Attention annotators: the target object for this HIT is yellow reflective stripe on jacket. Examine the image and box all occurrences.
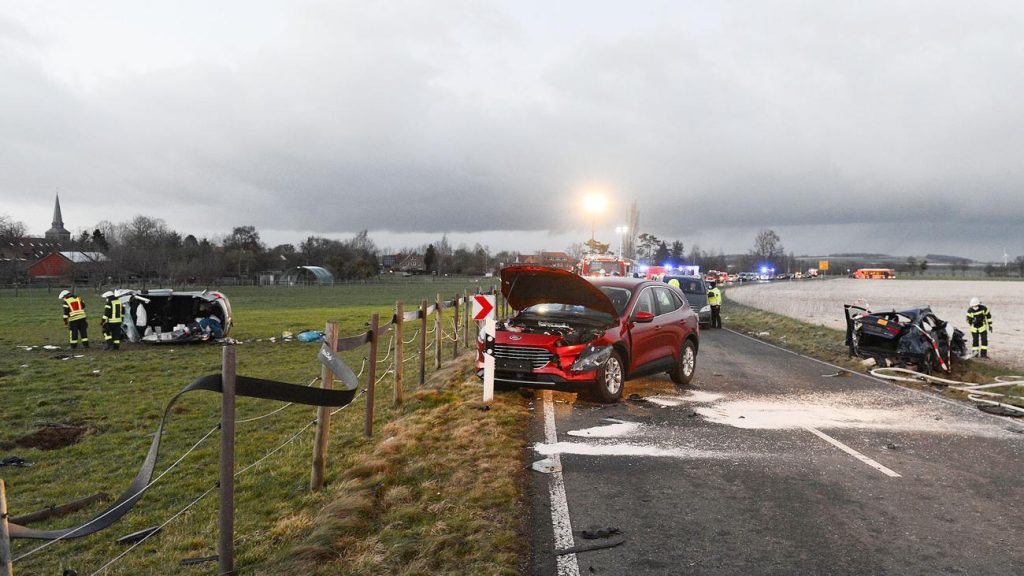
[63,296,86,321]
[104,300,124,322]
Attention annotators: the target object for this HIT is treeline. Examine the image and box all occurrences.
[1,213,521,284]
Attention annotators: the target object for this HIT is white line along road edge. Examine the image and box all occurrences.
[543,391,580,576]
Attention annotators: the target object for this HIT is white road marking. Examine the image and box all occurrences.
[802,425,902,478]
[543,391,580,576]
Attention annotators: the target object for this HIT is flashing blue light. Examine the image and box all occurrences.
[760,266,768,274]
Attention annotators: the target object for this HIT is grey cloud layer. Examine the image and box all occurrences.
[1,1,1022,257]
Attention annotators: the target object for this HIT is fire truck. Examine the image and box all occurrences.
[578,254,632,277]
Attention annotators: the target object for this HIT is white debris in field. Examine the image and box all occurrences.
[567,419,641,438]
[728,278,1024,370]
[43,345,60,350]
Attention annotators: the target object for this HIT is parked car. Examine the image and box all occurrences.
[737,272,759,283]
[664,275,711,327]
[844,304,968,374]
[476,266,700,402]
[115,288,233,344]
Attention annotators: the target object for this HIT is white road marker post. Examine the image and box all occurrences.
[483,318,496,402]
[472,294,498,402]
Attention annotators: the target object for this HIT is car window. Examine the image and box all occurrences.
[653,287,681,315]
[599,286,632,316]
[633,288,654,317]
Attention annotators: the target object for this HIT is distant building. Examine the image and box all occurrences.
[28,251,108,280]
[515,251,573,271]
[44,194,72,242]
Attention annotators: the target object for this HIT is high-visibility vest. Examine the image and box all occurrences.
[708,287,723,306]
[104,299,124,323]
[966,305,991,333]
[63,296,87,321]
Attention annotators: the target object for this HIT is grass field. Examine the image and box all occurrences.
[0,278,527,575]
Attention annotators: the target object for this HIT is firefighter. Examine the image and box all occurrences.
[707,281,723,329]
[966,297,993,358]
[101,290,125,350]
[59,289,89,348]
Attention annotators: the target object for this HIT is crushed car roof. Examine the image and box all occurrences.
[501,265,619,318]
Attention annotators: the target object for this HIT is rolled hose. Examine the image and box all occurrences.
[870,367,1024,416]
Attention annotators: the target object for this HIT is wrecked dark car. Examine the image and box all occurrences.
[475,265,700,402]
[844,304,968,374]
[115,289,233,344]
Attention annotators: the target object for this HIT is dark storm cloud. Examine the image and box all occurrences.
[1,1,1023,258]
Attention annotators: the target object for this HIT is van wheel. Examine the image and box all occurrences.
[670,340,697,386]
[592,351,625,403]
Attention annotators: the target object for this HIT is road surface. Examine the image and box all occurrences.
[525,328,1024,575]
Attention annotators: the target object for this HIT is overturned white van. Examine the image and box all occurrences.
[114,289,233,344]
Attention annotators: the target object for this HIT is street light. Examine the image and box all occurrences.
[582,193,608,242]
[615,225,629,258]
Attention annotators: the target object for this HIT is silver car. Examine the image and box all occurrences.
[663,275,711,327]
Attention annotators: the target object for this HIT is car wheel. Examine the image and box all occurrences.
[592,350,625,403]
[670,340,697,386]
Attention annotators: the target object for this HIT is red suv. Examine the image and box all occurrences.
[476,265,700,402]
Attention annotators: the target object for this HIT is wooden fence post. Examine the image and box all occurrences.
[419,300,427,386]
[219,346,237,576]
[394,302,404,406]
[311,320,339,492]
[1,479,12,576]
[463,289,470,349]
[365,313,379,437]
[434,294,443,370]
[452,294,459,359]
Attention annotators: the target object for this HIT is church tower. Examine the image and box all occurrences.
[44,194,72,242]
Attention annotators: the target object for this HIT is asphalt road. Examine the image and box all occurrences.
[525,328,1024,576]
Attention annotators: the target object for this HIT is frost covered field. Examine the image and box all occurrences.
[727,278,1024,370]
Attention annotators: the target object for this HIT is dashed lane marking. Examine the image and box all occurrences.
[802,425,902,478]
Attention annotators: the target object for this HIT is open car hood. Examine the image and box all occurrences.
[501,265,619,319]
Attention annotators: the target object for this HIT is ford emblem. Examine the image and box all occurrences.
[509,335,522,341]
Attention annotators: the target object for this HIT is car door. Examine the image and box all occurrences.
[651,286,686,358]
[627,287,662,369]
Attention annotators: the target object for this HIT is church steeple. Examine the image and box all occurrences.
[45,194,72,242]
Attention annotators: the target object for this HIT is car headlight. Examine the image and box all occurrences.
[700,305,711,313]
[570,345,613,373]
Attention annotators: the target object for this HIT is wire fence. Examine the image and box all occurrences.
[3,287,501,575]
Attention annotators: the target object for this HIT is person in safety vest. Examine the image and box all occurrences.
[966,297,993,358]
[59,289,89,348]
[101,290,125,350]
[707,281,723,329]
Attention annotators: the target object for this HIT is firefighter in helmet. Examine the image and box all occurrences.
[101,290,125,350]
[966,297,993,358]
[59,289,89,348]
[707,281,723,329]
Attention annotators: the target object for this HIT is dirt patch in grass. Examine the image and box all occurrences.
[5,423,89,450]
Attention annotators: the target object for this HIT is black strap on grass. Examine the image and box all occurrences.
[9,374,357,540]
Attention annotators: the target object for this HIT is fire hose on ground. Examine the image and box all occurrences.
[870,368,1024,416]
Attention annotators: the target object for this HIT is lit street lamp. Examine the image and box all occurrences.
[582,193,608,242]
[610,225,626,256]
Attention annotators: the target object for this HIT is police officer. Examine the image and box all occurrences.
[708,281,723,329]
[59,289,89,348]
[966,297,993,358]
[101,290,125,350]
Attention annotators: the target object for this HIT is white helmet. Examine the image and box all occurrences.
[969,297,980,307]
[102,291,114,299]
[58,290,71,299]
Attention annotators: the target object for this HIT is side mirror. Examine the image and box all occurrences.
[634,311,655,323]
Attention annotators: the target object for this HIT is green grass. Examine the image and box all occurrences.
[724,298,1024,407]
[0,280,526,575]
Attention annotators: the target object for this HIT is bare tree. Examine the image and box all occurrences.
[750,229,784,267]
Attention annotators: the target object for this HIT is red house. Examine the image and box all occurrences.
[29,251,108,280]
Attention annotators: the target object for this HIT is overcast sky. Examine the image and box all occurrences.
[2,1,1022,260]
